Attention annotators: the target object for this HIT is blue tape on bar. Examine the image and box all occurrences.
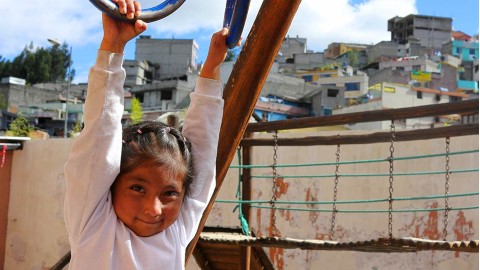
[89,0,186,23]
[223,0,251,49]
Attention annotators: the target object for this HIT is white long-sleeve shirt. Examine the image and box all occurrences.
[64,50,223,269]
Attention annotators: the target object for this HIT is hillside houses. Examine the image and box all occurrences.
[0,13,478,136]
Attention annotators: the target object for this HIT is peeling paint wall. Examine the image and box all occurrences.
[205,132,478,270]
[3,132,478,270]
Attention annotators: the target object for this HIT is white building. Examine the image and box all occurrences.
[335,82,471,130]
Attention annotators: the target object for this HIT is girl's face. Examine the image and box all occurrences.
[111,163,186,237]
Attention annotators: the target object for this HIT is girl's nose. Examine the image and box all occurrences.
[144,197,162,217]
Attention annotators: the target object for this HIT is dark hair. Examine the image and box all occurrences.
[119,121,194,197]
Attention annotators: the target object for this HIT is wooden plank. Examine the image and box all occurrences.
[241,132,253,270]
[240,123,479,146]
[192,247,213,270]
[246,99,479,133]
[186,0,303,261]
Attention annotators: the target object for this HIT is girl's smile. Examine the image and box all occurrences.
[111,163,186,237]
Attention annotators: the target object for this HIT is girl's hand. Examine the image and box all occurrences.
[201,28,241,81]
[100,0,147,53]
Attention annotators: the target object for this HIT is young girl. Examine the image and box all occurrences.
[64,1,234,268]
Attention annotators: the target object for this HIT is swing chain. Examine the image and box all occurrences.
[442,137,451,241]
[330,144,341,240]
[388,121,395,239]
[270,130,279,237]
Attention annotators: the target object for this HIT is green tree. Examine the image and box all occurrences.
[1,41,75,84]
[348,49,359,68]
[224,47,241,62]
[69,119,83,137]
[6,114,34,137]
[130,97,143,124]
[225,50,236,62]
[0,56,12,78]
[0,93,7,110]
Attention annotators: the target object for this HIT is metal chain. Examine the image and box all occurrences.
[330,144,341,240]
[388,121,396,239]
[270,131,279,237]
[443,137,451,241]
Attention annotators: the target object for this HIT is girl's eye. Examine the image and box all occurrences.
[164,191,179,197]
[131,185,145,192]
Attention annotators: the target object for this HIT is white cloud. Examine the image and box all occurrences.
[0,0,417,57]
[0,0,418,82]
[0,0,101,57]
[143,0,417,52]
[288,0,417,51]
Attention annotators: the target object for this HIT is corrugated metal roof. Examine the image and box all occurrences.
[199,231,478,253]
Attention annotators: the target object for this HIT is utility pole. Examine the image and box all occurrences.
[48,39,72,138]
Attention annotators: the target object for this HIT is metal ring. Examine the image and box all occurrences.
[89,0,186,23]
[223,0,251,49]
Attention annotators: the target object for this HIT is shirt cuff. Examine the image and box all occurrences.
[95,50,124,71]
[195,77,223,97]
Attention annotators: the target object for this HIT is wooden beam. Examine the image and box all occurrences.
[186,0,303,261]
[241,124,479,146]
[246,99,479,133]
[241,132,253,270]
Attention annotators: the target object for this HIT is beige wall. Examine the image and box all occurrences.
[4,139,73,270]
[4,132,478,270]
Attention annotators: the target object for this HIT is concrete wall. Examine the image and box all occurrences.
[3,132,478,270]
[0,84,60,112]
[135,37,198,80]
[4,139,72,270]
[316,73,369,98]
[279,37,307,59]
[220,62,316,99]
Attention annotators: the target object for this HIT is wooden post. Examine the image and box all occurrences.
[0,150,13,269]
[240,132,252,270]
[167,114,179,129]
[186,0,302,261]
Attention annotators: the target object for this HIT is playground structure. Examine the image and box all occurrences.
[1,0,476,269]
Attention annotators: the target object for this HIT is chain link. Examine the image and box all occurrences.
[330,144,341,240]
[270,131,279,237]
[388,121,396,239]
[443,137,451,241]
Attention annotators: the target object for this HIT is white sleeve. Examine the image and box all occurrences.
[63,50,125,243]
[180,77,224,243]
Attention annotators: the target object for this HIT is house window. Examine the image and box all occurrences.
[450,96,461,102]
[470,48,475,54]
[302,75,313,82]
[345,82,360,91]
[161,90,172,100]
[135,93,144,103]
[327,89,339,97]
[416,91,423,99]
[323,108,332,116]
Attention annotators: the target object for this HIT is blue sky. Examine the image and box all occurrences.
[0,0,478,84]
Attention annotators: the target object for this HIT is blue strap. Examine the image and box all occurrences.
[89,0,186,23]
